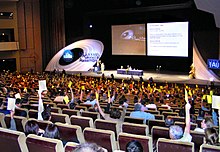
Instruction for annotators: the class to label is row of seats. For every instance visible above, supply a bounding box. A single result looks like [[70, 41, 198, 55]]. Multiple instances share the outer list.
[[0, 125, 219, 152], [0, 127, 79, 152], [0, 111, 206, 152]]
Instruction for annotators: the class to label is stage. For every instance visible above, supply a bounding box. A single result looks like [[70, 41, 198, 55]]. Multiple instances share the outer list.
[[66, 70, 220, 86]]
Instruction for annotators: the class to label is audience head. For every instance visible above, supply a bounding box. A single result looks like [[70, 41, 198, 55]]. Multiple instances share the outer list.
[[126, 140, 143, 152], [43, 123, 60, 139], [169, 125, 183, 140], [90, 93, 96, 100], [205, 128, 219, 145], [110, 108, 121, 119], [134, 104, 142, 111], [165, 117, 174, 127], [198, 108, 205, 119], [25, 120, 39, 136], [201, 117, 214, 129], [41, 104, 51, 121], [15, 98, 22, 107], [73, 142, 106, 152]]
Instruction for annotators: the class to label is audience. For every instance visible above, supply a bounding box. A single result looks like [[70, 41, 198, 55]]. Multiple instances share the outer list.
[[205, 127, 220, 146], [25, 120, 44, 136], [169, 102, 192, 142], [84, 93, 97, 107], [0, 71, 219, 151], [165, 116, 174, 127], [126, 140, 143, 152], [0, 98, 10, 115], [194, 117, 214, 132], [73, 142, 107, 152], [43, 123, 60, 139], [130, 103, 155, 124]]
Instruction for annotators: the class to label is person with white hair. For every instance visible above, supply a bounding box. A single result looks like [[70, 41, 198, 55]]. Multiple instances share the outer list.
[[169, 102, 192, 142]]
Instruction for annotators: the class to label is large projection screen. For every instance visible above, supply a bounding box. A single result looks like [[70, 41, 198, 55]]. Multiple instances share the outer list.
[[112, 24, 146, 55], [147, 22, 189, 57]]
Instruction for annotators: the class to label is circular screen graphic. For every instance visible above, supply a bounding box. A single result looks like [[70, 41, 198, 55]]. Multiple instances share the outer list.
[[45, 39, 104, 72], [59, 48, 83, 65]]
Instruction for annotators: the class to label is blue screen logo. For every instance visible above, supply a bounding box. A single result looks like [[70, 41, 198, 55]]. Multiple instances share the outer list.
[[63, 50, 73, 62], [207, 59, 220, 69]]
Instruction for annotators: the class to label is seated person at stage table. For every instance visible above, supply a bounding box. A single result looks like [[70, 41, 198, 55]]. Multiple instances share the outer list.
[[169, 102, 192, 142], [130, 103, 155, 124], [84, 93, 97, 108]]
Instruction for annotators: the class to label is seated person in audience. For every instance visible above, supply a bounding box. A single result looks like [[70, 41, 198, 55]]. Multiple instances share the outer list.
[[0, 98, 10, 115], [14, 98, 27, 117], [9, 110, 16, 131], [197, 108, 205, 120], [165, 116, 174, 127], [43, 123, 60, 139], [73, 142, 107, 152], [160, 100, 171, 110], [41, 105, 52, 121], [96, 91, 126, 129], [84, 93, 97, 107], [130, 103, 155, 124], [212, 109, 219, 126], [169, 102, 192, 142], [204, 127, 220, 146], [145, 99, 157, 110], [126, 140, 143, 152], [194, 117, 214, 132], [25, 120, 44, 136], [140, 98, 148, 112]]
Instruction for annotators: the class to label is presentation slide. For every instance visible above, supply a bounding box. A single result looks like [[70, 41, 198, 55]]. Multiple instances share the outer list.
[[112, 24, 146, 55], [147, 22, 189, 57]]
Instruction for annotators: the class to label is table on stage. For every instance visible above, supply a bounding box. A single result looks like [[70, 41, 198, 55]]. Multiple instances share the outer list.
[[117, 69, 143, 76]]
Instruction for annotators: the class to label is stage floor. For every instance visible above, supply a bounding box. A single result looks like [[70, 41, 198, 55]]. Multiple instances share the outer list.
[[70, 70, 220, 86]]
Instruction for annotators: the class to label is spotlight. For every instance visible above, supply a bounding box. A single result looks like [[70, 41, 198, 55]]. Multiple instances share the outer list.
[[89, 24, 93, 28]]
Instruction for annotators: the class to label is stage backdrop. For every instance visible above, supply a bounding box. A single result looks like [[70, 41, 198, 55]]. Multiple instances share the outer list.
[[45, 39, 104, 72]]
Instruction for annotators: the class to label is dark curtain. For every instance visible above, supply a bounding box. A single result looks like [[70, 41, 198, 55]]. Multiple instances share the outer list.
[[40, 0, 65, 70]]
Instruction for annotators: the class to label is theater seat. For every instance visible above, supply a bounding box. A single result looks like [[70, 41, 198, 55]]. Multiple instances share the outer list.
[[118, 132, 153, 152], [170, 116, 185, 122], [62, 109, 79, 117], [64, 142, 79, 152], [148, 119, 165, 134], [38, 119, 53, 130], [190, 130, 205, 152], [5, 115, 27, 132], [157, 138, 194, 152], [152, 126, 170, 152], [0, 127, 28, 152], [81, 111, 100, 122], [95, 119, 120, 139], [124, 116, 144, 124], [51, 107, 62, 114], [75, 105, 87, 111], [51, 113, 70, 124], [83, 127, 117, 152], [57, 104, 69, 110], [199, 143, 220, 152], [70, 115, 94, 131], [28, 109, 38, 119], [122, 122, 149, 136], [26, 134, 64, 152], [55, 122, 85, 144]]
